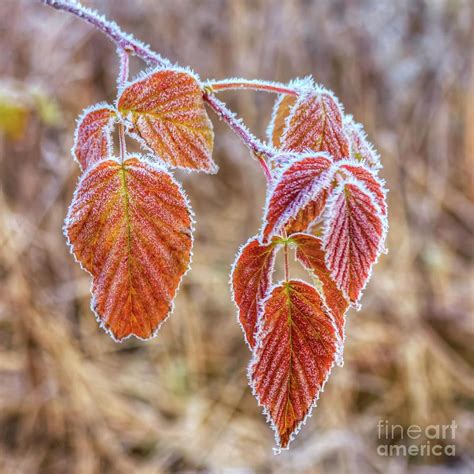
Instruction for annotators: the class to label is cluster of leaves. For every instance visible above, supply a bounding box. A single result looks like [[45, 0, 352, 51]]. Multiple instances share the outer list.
[[47, 0, 387, 454], [66, 67, 215, 341], [231, 80, 387, 451]]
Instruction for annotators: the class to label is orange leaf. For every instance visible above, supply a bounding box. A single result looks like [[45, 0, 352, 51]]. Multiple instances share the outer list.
[[73, 104, 115, 171], [250, 280, 339, 451], [282, 89, 349, 159], [267, 94, 297, 148], [291, 233, 349, 341], [261, 153, 333, 243], [285, 189, 328, 235], [65, 156, 193, 341], [117, 68, 216, 173], [231, 236, 278, 348]]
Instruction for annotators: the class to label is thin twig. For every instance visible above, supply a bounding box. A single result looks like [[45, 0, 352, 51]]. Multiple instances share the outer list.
[[207, 79, 298, 96], [41, 0, 279, 180], [41, 0, 170, 67]]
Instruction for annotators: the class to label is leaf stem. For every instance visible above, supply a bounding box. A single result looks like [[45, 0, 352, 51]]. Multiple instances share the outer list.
[[207, 79, 298, 96], [117, 48, 130, 88], [257, 154, 273, 183], [283, 229, 290, 281], [118, 124, 126, 164], [41, 0, 279, 183], [117, 48, 129, 164]]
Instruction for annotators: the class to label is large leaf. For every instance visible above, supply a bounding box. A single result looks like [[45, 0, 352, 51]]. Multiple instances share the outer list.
[[261, 153, 334, 243], [291, 233, 349, 341], [344, 115, 381, 170], [117, 68, 216, 173], [323, 179, 387, 304], [250, 280, 339, 451], [282, 88, 349, 160], [65, 156, 193, 341], [73, 104, 115, 171], [231, 236, 278, 348]]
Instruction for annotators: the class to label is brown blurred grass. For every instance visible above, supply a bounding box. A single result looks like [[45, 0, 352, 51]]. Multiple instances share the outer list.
[[0, 0, 473, 472]]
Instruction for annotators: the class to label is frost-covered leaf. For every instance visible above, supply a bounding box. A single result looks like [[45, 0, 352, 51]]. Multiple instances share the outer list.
[[261, 153, 334, 243], [282, 88, 349, 160], [117, 68, 216, 173], [344, 115, 381, 170], [65, 156, 193, 341], [231, 236, 278, 348], [73, 104, 115, 171], [285, 189, 328, 235], [250, 280, 339, 451], [291, 233, 349, 340], [339, 161, 387, 215], [323, 179, 387, 304], [267, 94, 296, 148]]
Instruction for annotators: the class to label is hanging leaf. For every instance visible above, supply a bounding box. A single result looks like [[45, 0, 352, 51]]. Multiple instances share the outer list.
[[339, 161, 387, 215], [291, 233, 349, 340], [73, 104, 116, 171], [250, 280, 339, 451], [344, 115, 381, 170], [261, 153, 334, 243], [323, 179, 387, 304], [117, 68, 216, 173], [231, 236, 279, 348], [282, 88, 349, 160], [65, 156, 193, 341], [267, 94, 297, 148]]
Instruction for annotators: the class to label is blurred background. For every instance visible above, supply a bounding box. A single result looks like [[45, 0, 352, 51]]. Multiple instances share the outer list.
[[0, 0, 473, 472]]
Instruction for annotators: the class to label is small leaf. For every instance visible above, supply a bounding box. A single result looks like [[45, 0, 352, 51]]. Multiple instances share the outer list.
[[117, 68, 216, 173], [267, 94, 296, 148], [231, 236, 278, 348], [73, 104, 116, 171], [282, 88, 349, 160], [344, 115, 381, 170], [261, 153, 334, 243], [250, 280, 339, 451], [323, 179, 387, 304], [291, 233, 349, 340], [285, 189, 328, 235], [65, 156, 193, 341], [339, 160, 387, 215]]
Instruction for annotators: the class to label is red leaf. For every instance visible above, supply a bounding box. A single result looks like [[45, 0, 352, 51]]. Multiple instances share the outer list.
[[267, 94, 297, 148], [261, 154, 334, 243], [73, 104, 115, 171], [117, 68, 216, 173], [231, 236, 278, 348], [291, 233, 349, 341], [323, 180, 387, 304], [250, 280, 339, 451], [339, 161, 387, 215], [344, 115, 381, 170], [282, 89, 349, 159], [65, 156, 193, 341]]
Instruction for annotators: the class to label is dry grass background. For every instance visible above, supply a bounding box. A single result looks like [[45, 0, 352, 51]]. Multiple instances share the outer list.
[[0, 0, 473, 472]]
